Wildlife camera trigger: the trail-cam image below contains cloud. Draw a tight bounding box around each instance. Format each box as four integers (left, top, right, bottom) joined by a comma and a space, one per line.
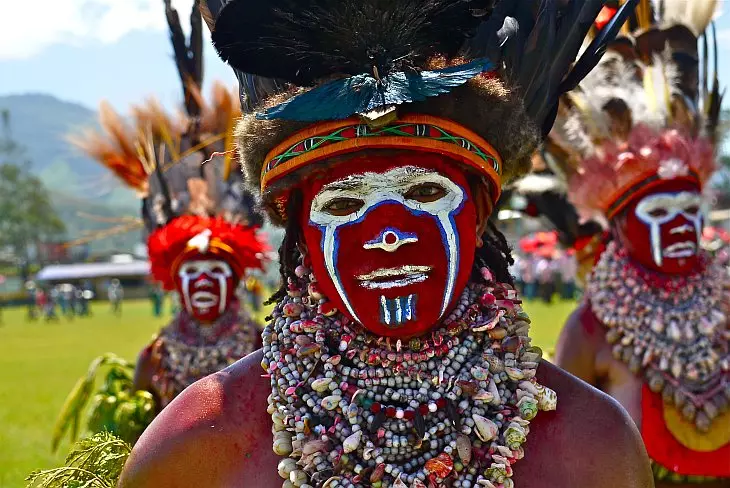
0, 0, 195, 60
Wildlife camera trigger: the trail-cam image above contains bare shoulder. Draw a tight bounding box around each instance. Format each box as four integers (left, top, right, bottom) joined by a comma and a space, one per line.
558, 301, 604, 346
118, 349, 277, 488
515, 361, 654, 488
554, 301, 605, 383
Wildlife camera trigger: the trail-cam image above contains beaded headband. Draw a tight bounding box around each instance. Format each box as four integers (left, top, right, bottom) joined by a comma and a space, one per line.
262, 114, 503, 219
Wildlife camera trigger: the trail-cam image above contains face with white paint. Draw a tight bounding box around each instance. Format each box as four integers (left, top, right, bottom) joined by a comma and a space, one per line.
615, 179, 702, 275
175, 258, 236, 323
300, 153, 478, 338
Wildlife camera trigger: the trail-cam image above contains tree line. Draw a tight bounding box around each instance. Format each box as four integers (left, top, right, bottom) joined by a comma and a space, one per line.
0, 110, 65, 274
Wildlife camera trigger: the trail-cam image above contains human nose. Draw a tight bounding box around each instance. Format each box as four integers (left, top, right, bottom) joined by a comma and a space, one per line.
363, 228, 418, 252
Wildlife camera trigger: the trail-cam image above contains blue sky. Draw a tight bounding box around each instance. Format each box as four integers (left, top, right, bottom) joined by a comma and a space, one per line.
0, 1, 729, 113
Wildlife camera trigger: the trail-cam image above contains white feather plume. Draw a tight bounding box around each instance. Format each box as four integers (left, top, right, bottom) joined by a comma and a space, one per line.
658, 0, 718, 35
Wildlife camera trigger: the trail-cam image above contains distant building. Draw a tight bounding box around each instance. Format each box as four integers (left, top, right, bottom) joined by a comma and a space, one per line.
35, 257, 151, 299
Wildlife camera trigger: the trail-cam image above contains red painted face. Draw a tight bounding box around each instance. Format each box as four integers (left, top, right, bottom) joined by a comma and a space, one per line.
615, 179, 702, 275
300, 152, 478, 338
174, 254, 238, 323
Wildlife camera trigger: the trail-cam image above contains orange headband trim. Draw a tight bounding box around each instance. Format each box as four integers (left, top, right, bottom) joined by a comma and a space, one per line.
606, 172, 701, 219
261, 114, 504, 204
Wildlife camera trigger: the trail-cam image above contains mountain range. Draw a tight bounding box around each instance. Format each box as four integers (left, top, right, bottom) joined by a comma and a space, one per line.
0, 93, 141, 254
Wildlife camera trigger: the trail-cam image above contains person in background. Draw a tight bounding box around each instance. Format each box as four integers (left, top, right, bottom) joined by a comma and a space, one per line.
149, 282, 164, 317
42, 287, 59, 322
558, 250, 577, 300
25, 280, 38, 321
536, 254, 554, 304
60, 284, 76, 320
80, 280, 94, 317
108, 279, 124, 316
522, 253, 538, 300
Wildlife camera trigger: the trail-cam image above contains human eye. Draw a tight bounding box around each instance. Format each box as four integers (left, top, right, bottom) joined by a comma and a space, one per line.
322, 198, 364, 216
181, 264, 198, 275
647, 208, 669, 218
404, 183, 447, 203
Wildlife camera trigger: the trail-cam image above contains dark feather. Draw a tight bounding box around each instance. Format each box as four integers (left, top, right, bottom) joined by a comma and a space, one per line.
166, 0, 205, 118
518, 0, 557, 113
535, 0, 604, 121
704, 22, 724, 144
259, 58, 495, 121
236, 71, 285, 113
559, 0, 640, 94
212, 0, 486, 85
190, 2, 205, 89
466, 0, 616, 137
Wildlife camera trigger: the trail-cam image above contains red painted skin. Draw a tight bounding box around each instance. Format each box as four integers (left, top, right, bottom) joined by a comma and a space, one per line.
118, 351, 653, 488
174, 254, 239, 324
300, 154, 477, 338
556, 180, 730, 488
613, 180, 701, 276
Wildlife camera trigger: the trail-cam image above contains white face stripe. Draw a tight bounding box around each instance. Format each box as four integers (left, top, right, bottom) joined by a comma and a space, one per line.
178, 260, 232, 315
309, 166, 466, 323
634, 191, 703, 266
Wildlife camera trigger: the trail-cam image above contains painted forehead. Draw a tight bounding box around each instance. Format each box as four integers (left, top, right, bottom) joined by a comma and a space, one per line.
317, 166, 448, 193
637, 191, 701, 208
304, 152, 471, 194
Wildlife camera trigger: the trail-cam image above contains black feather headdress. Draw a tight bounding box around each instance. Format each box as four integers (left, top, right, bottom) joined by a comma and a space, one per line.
199, 0, 637, 224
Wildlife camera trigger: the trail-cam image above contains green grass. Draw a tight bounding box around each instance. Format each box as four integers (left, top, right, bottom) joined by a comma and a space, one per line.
0, 300, 167, 488
0, 297, 577, 488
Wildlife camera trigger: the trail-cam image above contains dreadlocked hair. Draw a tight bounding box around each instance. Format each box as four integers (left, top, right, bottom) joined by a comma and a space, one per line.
473, 220, 515, 287
265, 190, 304, 306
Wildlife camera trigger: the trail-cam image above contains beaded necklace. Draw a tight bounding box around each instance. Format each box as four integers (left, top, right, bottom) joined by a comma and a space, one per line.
151, 301, 260, 407
262, 266, 556, 488
587, 242, 730, 432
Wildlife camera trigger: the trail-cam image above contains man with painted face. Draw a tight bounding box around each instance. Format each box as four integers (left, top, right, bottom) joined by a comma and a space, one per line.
136, 215, 266, 410
66, 83, 269, 429
119, 1, 654, 487
552, 2, 730, 486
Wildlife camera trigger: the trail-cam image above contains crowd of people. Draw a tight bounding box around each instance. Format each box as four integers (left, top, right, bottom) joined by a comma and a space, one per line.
25, 281, 94, 321
512, 250, 578, 303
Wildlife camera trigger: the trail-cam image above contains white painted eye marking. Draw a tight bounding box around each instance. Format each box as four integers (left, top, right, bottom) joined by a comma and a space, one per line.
309, 166, 466, 324
635, 192, 703, 266
178, 260, 232, 315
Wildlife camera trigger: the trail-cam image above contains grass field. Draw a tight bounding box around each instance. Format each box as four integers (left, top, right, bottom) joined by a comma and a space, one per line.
0, 297, 577, 488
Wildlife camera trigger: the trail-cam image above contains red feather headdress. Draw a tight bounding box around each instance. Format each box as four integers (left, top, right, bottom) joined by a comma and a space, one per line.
147, 215, 269, 291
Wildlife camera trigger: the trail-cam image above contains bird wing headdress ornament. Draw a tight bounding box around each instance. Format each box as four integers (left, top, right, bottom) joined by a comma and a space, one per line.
546, 0, 723, 221
199, 0, 638, 225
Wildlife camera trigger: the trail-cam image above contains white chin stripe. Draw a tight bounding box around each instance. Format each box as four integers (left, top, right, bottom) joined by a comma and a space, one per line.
379, 294, 417, 328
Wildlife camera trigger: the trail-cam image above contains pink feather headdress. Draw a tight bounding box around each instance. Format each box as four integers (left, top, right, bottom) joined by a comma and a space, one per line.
569, 125, 716, 219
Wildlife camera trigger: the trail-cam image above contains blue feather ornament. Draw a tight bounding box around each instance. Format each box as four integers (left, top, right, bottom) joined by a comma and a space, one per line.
257, 58, 495, 122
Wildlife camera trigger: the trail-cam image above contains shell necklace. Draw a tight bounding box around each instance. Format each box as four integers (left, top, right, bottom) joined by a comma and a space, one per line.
152, 302, 259, 407
262, 265, 556, 488
587, 241, 730, 432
